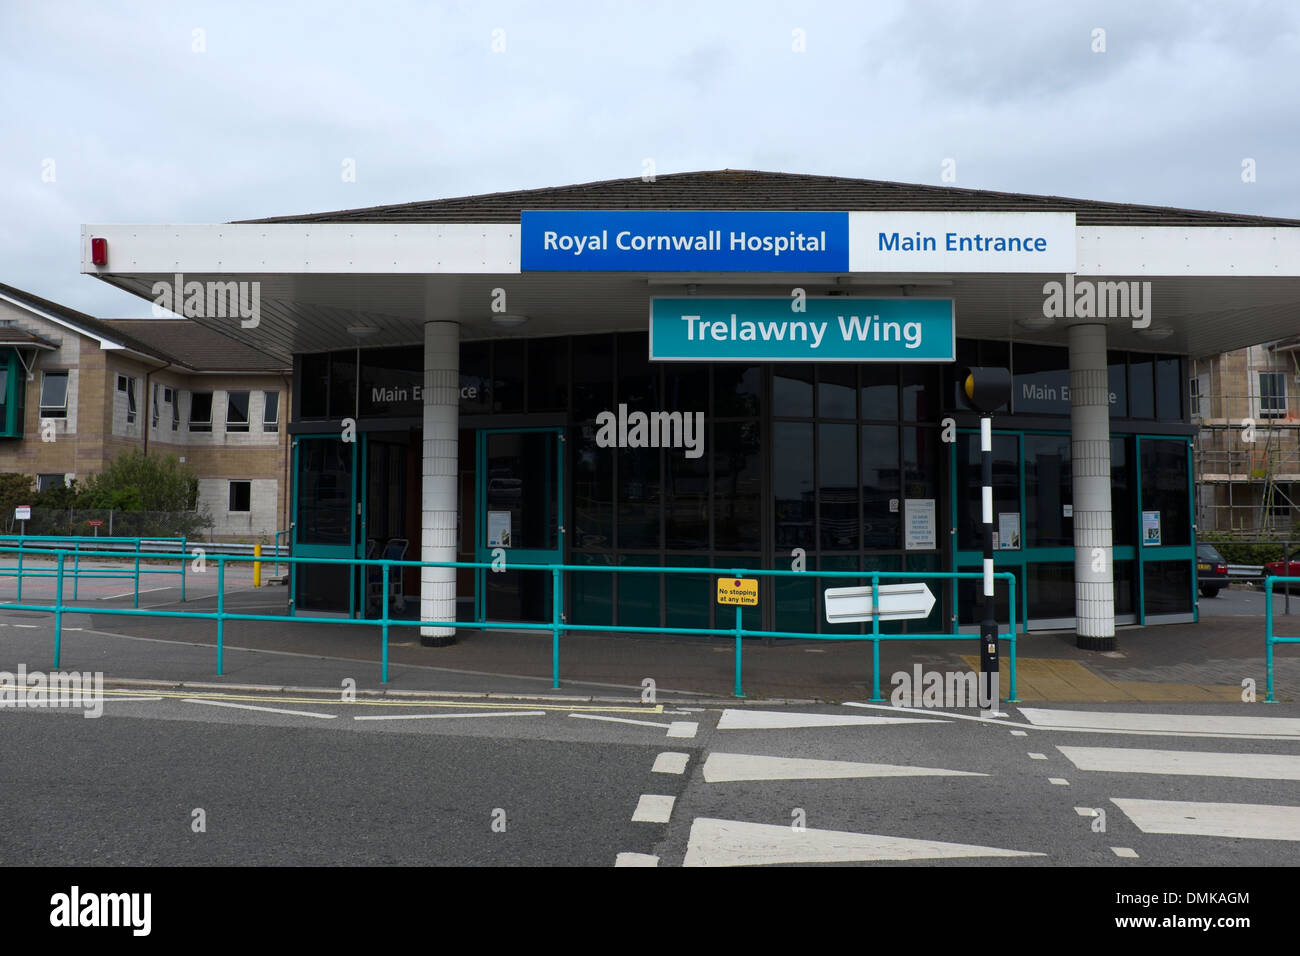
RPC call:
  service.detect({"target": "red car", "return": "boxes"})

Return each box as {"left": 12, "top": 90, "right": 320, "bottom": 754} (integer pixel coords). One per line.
{"left": 1264, "top": 557, "right": 1300, "bottom": 593}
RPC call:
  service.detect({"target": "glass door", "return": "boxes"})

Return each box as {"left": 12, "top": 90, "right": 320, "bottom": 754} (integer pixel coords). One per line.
{"left": 292, "top": 435, "right": 357, "bottom": 615}
{"left": 1135, "top": 436, "right": 1196, "bottom": 623}
{"left": 475, "top": 428, "right": 564, "bottom": 623}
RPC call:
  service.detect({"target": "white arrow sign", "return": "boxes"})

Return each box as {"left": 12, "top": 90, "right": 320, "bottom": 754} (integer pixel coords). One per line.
{"left": 823, "top": 582, "right": 936, "bottom": 624}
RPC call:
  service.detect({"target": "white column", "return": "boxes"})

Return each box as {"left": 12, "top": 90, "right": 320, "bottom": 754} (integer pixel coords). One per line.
{"left": 1068, "top": 321, "right": 1116, "bottom": 649}
{"left": 421, "top": 321, "right": 459, "bottom": 644}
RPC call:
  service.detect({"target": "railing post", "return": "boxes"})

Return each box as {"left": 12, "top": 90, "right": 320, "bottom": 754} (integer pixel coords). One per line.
{"left": 381, "top": 562, "right": 390, "bottom": 684}
{"left": 1008, "top": 573, "right": 1018, "bottom": 703}
{"left": 870, "top": 572, "right": 883, "bottom": 702}
{"left": 134, "top": 539, "right": 141, "bottom": 609}
{"left": 73, "top": 540, "right": 80, "bottom": 600}
{"left": 16, "top": 539, "right": 22, "bottom": 603}
{"left": 181, "top": 537, "right": 187, "bottom": 602}
{"left": 1265, "top": 578, "right": 1275, "bottom": 703}
{"left": 216, "top": 556, "right": 226, "bottom": 676}
{"left": 54, "top": 548, "right": 65, "bottom": 671}
{"left": 733, "top": 602, "right": 745, "bottom": 699}
{"left": 551, "top": 566, "right": 561, "bottom": 690}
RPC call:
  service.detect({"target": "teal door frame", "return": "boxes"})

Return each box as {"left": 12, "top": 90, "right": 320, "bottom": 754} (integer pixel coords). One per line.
{"left": 1134, "top": 434, "right": 1197, "bottom": 624}
{"left": 474, "top": 427, "right": 565, "bottom": 622}
{"left": 290, "top": 433, "right": 359, "bottom": 618}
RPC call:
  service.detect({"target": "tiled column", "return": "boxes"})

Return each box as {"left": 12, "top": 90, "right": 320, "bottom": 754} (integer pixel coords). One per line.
{"left": 421, "top": 321, "right": 458, "bottom": 644}
{"left": 1068, "top": 321, "right": 1117, "bottom": 650}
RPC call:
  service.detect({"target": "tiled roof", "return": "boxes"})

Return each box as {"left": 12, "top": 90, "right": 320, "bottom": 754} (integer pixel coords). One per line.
{"left": 0, "top": 326, "right": 60, "bottom": 349}
{"left": 238, "top": 169, "right": 1300, "bottom": 227}
{"left": 101, "top": 320, "right": 289, "bottom": 373}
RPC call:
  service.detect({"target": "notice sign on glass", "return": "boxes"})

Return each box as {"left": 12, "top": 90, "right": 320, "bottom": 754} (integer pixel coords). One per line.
{"left": 717, "top": 577, "right": 758, "bottom": 606}
{"left": 904, "top": 499, "right": 936, "bottom": 551}
{"left": 996, "top": 513, "right": 1021, "bottom": 551}
{"left": 649, "top": 297, "right": 955, "bottom": 363}
{"left": 1142, "top": 510, "right": 1162, "bottom": 547}
{"left": 487, "top": 511, "right": 512, "bottom": 548}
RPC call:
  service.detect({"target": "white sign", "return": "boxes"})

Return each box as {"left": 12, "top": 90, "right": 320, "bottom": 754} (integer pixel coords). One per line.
{"left": 487, "top": 510, "right": 512, "bottom": 548}
{"left": 1062, "top": 503, "right": 1073, "bottom": 518}
{"left": 14, "top": 505, "right": 31, "bottom": 521}
{"left": 824, "top": 582, "right": 936, "bottom": 624}
{"left": 997, "top": 513, "right": 1021, "bottom": 551}
{"left": 904, "top": 498, "right": 936, "bottom": 551}
{"left": 1142, "top": 510, "right": 1162, "bottom": 547}
{"left": 848, "top": 212, "right": 1077, "bottom": 273}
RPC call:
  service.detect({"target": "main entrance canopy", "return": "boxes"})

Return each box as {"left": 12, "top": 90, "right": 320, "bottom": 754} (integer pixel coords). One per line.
{"left": 81, "top": 170, "right": 1300, "bottom": 647}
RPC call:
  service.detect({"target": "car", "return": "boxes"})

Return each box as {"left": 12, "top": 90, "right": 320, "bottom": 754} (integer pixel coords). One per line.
{"left": 1196, "top": 543, "right": 1229, "bottom": 598}
{"left": 1263, "top": 555, "right": 1300, "bottom": 594}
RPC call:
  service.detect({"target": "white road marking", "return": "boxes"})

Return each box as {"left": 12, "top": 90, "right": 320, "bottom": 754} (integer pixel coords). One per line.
{"left": 568, "top": 713, "right": 670, "bottom": 728}
{"left": 667, "top": 721, "right": 698, "bottom": 738}
{"left": 1049, "top": 778, "right": 1070, "bottom": 785}
{"left": 1011, "top": 730, "right": 1028, "bottom": 736}
{"left": 1020, "top": 708, "right": 1300, "bottom": 739}
{"left": 101, "top": 696, "right": 167, "bottom": 702}
{"left": 101, "top": 586, "right": 171, "bottom": 600}
{"left": 11, "top": 624, "right": 39, "bottom": 629}
{"left": 1111, "top": 798, "right": 1300, "bottom": 841}
{"left": 1059, "top": 745, "right": 1300, "bottom": 781}
{"left": 183, "top": 698, "right": 336, "bottom": 719}
{"left": 701, "top": 752, "right": 985, "bottom": 783}
{"left": 1074, "top": 807, "right": 1099, "bottom": 816}
{"left": 1111, "top": 847, "right": 1139, "bottom": 858}
{"left": 682, "top": 818, "right": 1044, "bottom": 867}
{"left": 1028, "top": 752, "right": 1047, "bottom": 759}
{"left": 353, "top": 710, "right": 545, "bottom": 722}
{"left": 632, "top": 795, "right": 676, "bottom": 824}
{"left": 615, "top": 852, "right": 659, "bottom": 867}
{"left": 652, "top": 752, "right": 690, "bottom": 774}
{"left": 718, "top": 709, "right": 946, "bottom": 730}
{"left": 678, "top": 707, "right": 704, "bottom": 713}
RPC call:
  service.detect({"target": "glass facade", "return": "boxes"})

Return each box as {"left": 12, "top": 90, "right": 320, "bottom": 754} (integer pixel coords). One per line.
{"left": 290, "top": 334, "right": 1196, "bottom": 631}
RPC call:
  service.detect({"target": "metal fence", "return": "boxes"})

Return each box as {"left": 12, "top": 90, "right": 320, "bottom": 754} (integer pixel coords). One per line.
{"left": 6, "top": 507, "right": 212, "bottom": 539}
{"left": 0, "top": 542, "right": 1019, "bottom": 701}
{"left": 1265, "top": 577, "right": 1300, "bottom": 702}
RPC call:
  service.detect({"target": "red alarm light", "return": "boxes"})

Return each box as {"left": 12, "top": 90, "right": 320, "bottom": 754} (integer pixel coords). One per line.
{"left": 90, "top": 237, "right": 107, "bottom": 266}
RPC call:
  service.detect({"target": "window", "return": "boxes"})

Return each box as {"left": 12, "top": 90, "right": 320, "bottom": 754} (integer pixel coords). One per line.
{"left": 1259, "top": 372, "right": 1287, "bottom": 419}
{"left": 167, "top": 388, "right": 179, "bottom": 431}
{"left": 117, "top": 375, "right": 137, "bottom": 424}
{"left": 1189, "top": 374, "right": 1209, "bottom": 418}
{"left": 37, "top": 473, "right": 65, "bottom": 492}
{"left": 151, "top": 384, "right": 160, "bottom": 427}
{"left": 189, "top": 391, "right": 213, "bottom": 432}
{"left": 226, "top": 391, "right": 250, "bottom": 432}
{"left": 263, "top": 391, "right": 280, "bottom": 431}
{"left": 228, "top": 480, "right": 251, "bottom": 512}
{"left": 1270, "top": 483, "right": 1295, "bottom": 520}
{"left": 40, "top": 371, "right": 68, "bottom": 418}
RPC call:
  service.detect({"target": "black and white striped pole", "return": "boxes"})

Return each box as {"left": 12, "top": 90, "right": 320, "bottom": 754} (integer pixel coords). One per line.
{"left": 964, "top": 368, "right": 1012, "bottom": 713}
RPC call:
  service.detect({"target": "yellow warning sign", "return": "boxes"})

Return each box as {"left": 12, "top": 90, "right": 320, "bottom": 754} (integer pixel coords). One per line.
{"left": 716, "top": 577, "right": 758, "bottom": 606}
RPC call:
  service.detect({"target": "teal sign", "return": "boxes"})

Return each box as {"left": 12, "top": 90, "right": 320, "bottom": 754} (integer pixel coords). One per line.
{"left": 649, "top": 297, "right": 955, "bottom": 362}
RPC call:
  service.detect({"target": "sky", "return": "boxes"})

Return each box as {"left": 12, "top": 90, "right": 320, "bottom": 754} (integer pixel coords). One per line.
{"left": 2, "top": 0, "right": 1298, "bottom": 317}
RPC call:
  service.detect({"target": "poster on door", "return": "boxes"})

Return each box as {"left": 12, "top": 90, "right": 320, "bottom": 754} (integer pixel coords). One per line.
{"left": 487, "top": 510, "right": 512, "bottom": 548}
{"left": 904, "top": 499, "right": 936, "bottom": 551}
{"left": 1142, "top": 510, "right": 1161, "bottom": 547}
{"left": 996, "top": 513, "right": 1021, "bottom": 551}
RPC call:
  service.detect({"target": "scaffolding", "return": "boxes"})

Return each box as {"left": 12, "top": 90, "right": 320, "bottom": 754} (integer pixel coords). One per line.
{"left": 1191, "top": 341, "right": 1300, "bottom": 536}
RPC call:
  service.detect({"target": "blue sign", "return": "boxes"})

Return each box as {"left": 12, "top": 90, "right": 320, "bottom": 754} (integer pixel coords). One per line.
{"left": 649, "top": 297, "right": 955, "bottom": 362}
{"left": 521, "top": 210, "right": 848, "bottom": 272}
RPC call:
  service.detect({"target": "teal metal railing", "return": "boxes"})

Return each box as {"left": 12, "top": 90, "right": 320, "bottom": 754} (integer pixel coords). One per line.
{"left": 0, "top": 545, "right": 1018, "bottom": 701}
{"left": 1265, "top": 576, "right": 1300, "bottom": 702}
{"left": 0, "top": 535, "right": 187, "bottom": 608}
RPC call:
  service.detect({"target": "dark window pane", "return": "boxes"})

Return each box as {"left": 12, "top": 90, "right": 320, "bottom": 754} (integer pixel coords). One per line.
{"left": 902, "top": 426, "right": 940, "bottom": 550}
{"left": 527, "top": 337, "right": 569, "bottom": 412}
{"left": 1024, "top": 434, "right": 1072, "bottom": 547}
{"left": 1143, "top": 560, "right": 1192, "bottom": 614}
{"left": 618, "top": 332, "right": 658, "bottom": 410}
{"left": 1107, "top": 351, "right": 1128, "bottom": 418}
{"left": 665, "top": 554, "right": 712, "bottom": 630}
{"left": 1140, "top": 439, "right": 1190, "bottom": 546}
{"left": 492, "top": 340, "right": 525, "bottom": 413}
{"left": 226, "top": 391, "right": 250, "bottom": 430}
{"left": 358, "top": 346, "right": 423, "bottom": 417}
{"left": 819, "top": 423, "right": 858, "bottom": 551}
{"left": 1028, "top": 563, "right": 1075, "bottom": 620}
{"left": 773, "top": 366, "right": 813, "bottom": 417}
{"left": 1113, "top": 559, "right": 1135, "bottom": 615}
{"left": 862, "top": 424, "right": 900, "bottom": 549}
{"left": 1013, "top": 344, "right": 1070, "bottom": 415}
{"left": 460, "top": 342, "right": 491, "bottom": 414}
{"left": 229, "top": 481, "right": 251, "bottom": 512}
{"left": 617, "top": 447, "right": 661, "bottom": 549}
{"left": 713, "top": 421, "right": 761, "bottom": 551}
{"left": 617, "top": 553, "right": 660, "bottom": 628}
{"left": 1111, "top": 437, "right": 1133, "bottom": 546}
{"left": 860, "top": 366, "right": 899, "bottom": 420}
{"left": 958, "top": 567, "right": 1020, "bottom": 627}
{"left": 189, "top": 392, "right": 213, "bottom": 432}
{"left": 774, "top": 554, "right": 816, "bottom": 634}
{"left": 901, "top": 366, "right": 938, "bottom": 422}
{"left": 1129, "top": 355, "right": 1155, "bottom": 419}
{"left": 329, "top": 352, "right": 356, "bottom": 419}
{"left": 573, "top": 335, "right": 614, "bottom": 419}
{"left": 818, "top": 366, "right": 856, "bottom": 418}
{"left": 773, "top": 422, "right": 813, "bottom": 552}
{"left": 570, "top": 552, "right": 613, "bottom": 626}
{"left": 663, "top": 364, "right": 709, "bottom": 414}
{"left": 296, "top": 438, "right": 353, "bottom": 545}
{"left": 958, "top": 432, "right": 1019, "bottom": 551}
{"left": 263, "top": 391, "right": 280, "bottom": 426}
{"left": 573, "top": 427, "right": 613, "bottom": 549}
{"left": 714, "top": 365, "right": 760, "bottom": 417}
{"left": 299, "top": 354, "right": 328, "bottom": 418}
{"left": 1155, "top": 355, "right": 1182, "bottom": 421}
{"left": 665, "top": 446, "right": 708, "bottom": 549}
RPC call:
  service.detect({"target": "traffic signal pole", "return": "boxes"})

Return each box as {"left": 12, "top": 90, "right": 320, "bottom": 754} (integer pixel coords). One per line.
{"left": 979, "top": 413, "right": 999, "bottom": 712}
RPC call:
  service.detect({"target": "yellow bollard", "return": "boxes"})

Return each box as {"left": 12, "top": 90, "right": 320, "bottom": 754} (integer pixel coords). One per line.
{"left": 253, "top": 543, "right": 262, "bottom": 588}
